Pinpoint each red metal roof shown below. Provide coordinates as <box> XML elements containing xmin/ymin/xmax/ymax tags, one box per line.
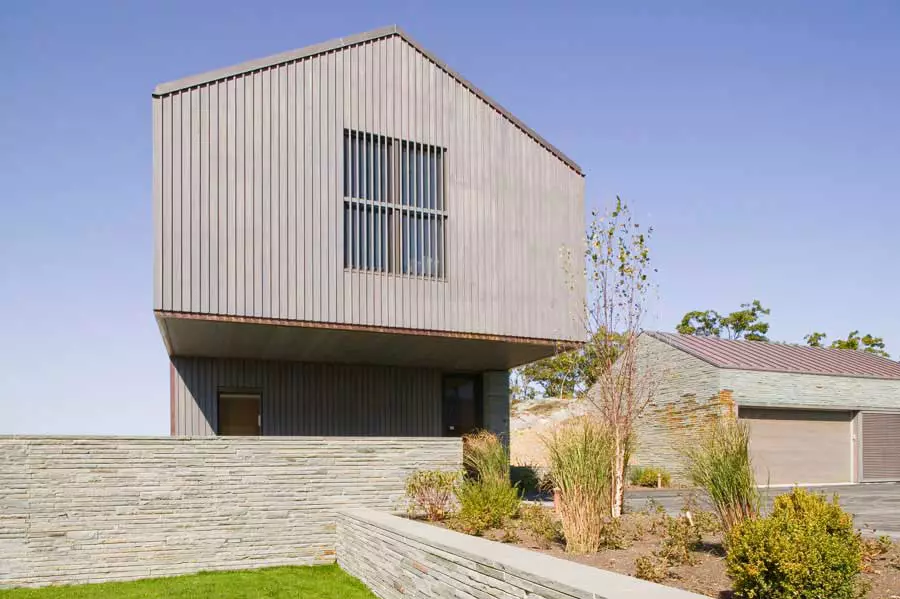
<box><xmin>646</xmin><ymin>332</ymin><xmax>900</xmax><ymax>380</ymax></box>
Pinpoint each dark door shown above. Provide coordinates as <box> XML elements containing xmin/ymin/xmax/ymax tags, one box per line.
<box><xmin>442</xmin><ymin>375</ymin><xmax>482</xmax><ymax>437</ymax></box>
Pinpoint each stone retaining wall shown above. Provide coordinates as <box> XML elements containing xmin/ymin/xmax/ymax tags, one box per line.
<box><xmin>338</xmin><ymin>508</ymin><xmax>705</xmax><ymax>599</ymax></box>
<box><xmin>0</xmin><ymin>436</ymin><xmax>461</xmax><ymax>588</ymax></box>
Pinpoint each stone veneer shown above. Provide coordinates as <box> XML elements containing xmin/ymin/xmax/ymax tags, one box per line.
<box><xmin>338</xmin><ymin>508</ymin><xmax>705</xmax><ymax>599</ymax></box>
<box><xmin>0</xmin><ymin>436</ymin><xmax>461</xmax><ymax>588</ymax></box>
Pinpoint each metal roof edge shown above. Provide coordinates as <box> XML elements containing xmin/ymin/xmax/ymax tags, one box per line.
<box><xmin>151</xmin><ymin>25</ymin><xmax>583</xmax><ymax>175</ymax></box>
<box><xmin>644</xmin><ymin>331</ymin><xmax>900</xmax><ymax>381</ymax></box>
<box><xmin>642</xmin><ymin>330</ymin><xmax>726</xmax><ymax>369</ymax></box>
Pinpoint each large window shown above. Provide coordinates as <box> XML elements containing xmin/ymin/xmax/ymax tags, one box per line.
<box><xmin>343</xmin><ymin>130</ymin><xmax>446</xmax><ymax>278</ymax></box>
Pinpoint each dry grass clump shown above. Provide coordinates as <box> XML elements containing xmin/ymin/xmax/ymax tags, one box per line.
<box><xmin>543</xmin><ymin>417</ymin><xmax>615</xmax><ymax>553</ymax></box>
<box><xmin>683</xmin><ymin>417</ymin><xmax>759</xmax><ymax>532</ymax></box>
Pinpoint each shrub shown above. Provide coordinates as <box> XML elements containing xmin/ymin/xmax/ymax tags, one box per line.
<box><xmin>629</xmin><ymin>465</ymin><xmax>672</xmax><ymax>488</ymax></box>
<box><xmin>659</xmin><ymin>516</ymin><xmax>701</xmax><ymax>565</ymax></box>
<box><xmin>510</xmin><ymin>465</ymin><xmax>541</xmax><ymax>496</ymax></box>
<box><xmin>455</xmin><ymin>432</ymin><xmax>520</xmax><ymax>535</ymax></box>
<box><xmin>405</xmin><ymin>470</ymin><xmax>459</xmax><ymax>521</ymax></box>
<box><xmin>543</xmin><ymin>416</ymin><xmax>615</xmax><ymax>553</ymax></box>
<box><xmin>454</xmin><ymin>479</ymin><xmax>520</xmax><ymax>535</ymax></box>
<box><xmin>683</xmin><ymin>417</ymin><xmax>759</xmax><ymax>531</ymax></box>
<box><xmin>519</xmin><ymin>504</ymin><xmax>564</xmax><ymax>548</ymax></box>
<box><xmin>634</xmin><ymin>554</ymin><xmax>669</xmax><ymax>583</ymax></box>
<box><xmin>726</xmin><ymin>488</ymin><xmax>863</xmax><ymax>599</ymax></box>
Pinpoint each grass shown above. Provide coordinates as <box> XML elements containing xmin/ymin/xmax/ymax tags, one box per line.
<box><xmin>0</xmin><ymin>565</ymin><xmax>375</xmax><ymax>599</ymax></box>
<box><xmin>543</xmin><ymin>416</ymin><xmax>615</xmax><ymax>553</ymax></box>
<box><xmin>682</xmin><ymin>417</ymin><xmax>760</xmax><ymax>532</ymax></box>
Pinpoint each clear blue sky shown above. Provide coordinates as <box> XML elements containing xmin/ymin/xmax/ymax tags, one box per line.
<box><xmin>1</xmin><ymin>1</ymin><xmax>898</xmax><ymax>434</ymax></box>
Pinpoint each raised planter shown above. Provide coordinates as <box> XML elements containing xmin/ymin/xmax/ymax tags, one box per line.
<box><xmin>338</xmin><ymin>508</ymin><xmax>705</xmax><ymax>599</ymax></box>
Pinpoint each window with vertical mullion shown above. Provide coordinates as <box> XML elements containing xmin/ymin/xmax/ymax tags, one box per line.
<box><xmin>343</xmin><ymin>129</ymin><xmax>445</xmax><ymax>278</ymax></box>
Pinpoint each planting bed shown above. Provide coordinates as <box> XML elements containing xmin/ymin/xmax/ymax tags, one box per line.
<box><xmin>425</xmin><ymin>503</ymin><xmax>900</xmax><ymax>598</ymax></box>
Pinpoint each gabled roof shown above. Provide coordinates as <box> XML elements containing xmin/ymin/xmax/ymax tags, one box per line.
<box><xmin>153</xmin><ymin>25</ymin><xmax>582</xmax><ymax>175</ymax></box>
<box><xmin>646</xmin><ymin>331</ymin><xmax>900</xmax><ymax>380</ymax></box>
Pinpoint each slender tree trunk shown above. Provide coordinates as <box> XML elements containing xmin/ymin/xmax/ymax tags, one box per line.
<box><xmin>611</xmin><ymin>432</ymin><xmax>626</xmax><ymax>518</ymax></box>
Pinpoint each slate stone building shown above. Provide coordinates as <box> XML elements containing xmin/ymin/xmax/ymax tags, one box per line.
<box><xmin>635</xmin><ymin>332</ymin><xmax>900</xmax><ymax>485</ymax></box>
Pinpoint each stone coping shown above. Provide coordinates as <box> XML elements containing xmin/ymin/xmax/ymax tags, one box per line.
<box><xmin>0</xmin><ymin>435</ymin><xmax>458</xmax><ymax>441</ymax></box>
<box><xmin>340</xmin><ymin>508</ymin><xmax>706</xmax><ymax>599</ymax></box>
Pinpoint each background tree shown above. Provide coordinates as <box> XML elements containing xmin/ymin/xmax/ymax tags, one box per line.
<box><xmin>805</xmin><ymin>330</ymin><xmax>890</xmax><ymax>358</ymax></box>
<box><xmin>571</xmin><ymin>197</ymin><xmax>656</xmax><ymax>518</ymax></box>
<box><xmin>515</xmin><ymin>331</ymin><xmax>624</xmax><ymax>399</ymax></box>
<box><xmin>804</xmin><ymin>331</ymin><xmax>827</xmax><ymax>347</ymax></box>
<box><xmin>677</xmin><ymin>300</ymin><xmax>770</xmax><ymax>341</ymax></box>
<box><xmin>518</xmin><ymin>348</ymin><xmax>588</xmax><ymax>398</ymax></box>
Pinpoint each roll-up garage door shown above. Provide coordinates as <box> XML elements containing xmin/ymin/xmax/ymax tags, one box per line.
<box><xmin>740</xmin><ymin>407</ymin><xmax>853</xmax><ymax>485</ymax></box>
<box><xmin>861</xmin><ymin>412</ymin><xmax>900</xmax><ymax>482</ymax></box>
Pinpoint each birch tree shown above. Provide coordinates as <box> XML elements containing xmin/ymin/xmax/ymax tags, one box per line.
<box><xmin>572</xmin><ymin>197</ymin><xmax>656</xmax><ymax>518</ymax></box>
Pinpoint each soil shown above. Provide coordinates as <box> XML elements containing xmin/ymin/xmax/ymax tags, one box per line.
<box><xmin>429</xmin><ymin>507</ymin><xmax>900</xmax><ymax>599</ymax></box>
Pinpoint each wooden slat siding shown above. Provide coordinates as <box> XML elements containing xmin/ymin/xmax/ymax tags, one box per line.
<box><xmin>171</xmin><ymin>357</ymin><xmax>442</xmax><ymax>436</ymax></box>
<box><xmin>153</xmin><ymin>34</ymin><xmax>584</xmax><ymax>342</ymax></box>
<box><xmin>861</xmin><ymin>412</ymin><xmax>900</xmax><ymax>482</ymax></box>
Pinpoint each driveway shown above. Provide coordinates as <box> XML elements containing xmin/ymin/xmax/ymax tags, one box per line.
<box><xmin>625</xmin><ymin>483</ymin><xmax>900</xmax><ymax>538</ymax></box>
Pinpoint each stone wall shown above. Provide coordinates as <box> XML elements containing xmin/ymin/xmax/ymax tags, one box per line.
<box><xmin>0</xmin><ymin>436</ymin><xmax>461</xmax><ymax>588</ymax></box>
<box><xmin>722</xmin><ymin>368</ymin><xmax>900</xmax><ymax>411</ymax></box>
<box><xmin>338</xmin><ymin>508</ymin><xmax>704</xmax><ymax>599</ymax></box>
<box><xmin>633</xmin><ymin>335</ymin><xmax>728</xmax><ymax>483</ymax></box>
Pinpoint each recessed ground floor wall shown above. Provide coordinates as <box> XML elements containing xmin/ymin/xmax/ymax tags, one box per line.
<box><xmin>172</xmin><ymin>357</ymin><xmax>444</xmax><ymax>436</ymax></box>
<box><xmin>171</xmin><ymin>357</ymin><xmax>510</xmax><ymax>441</ymax></box>
<box><xmin>0</xmin><ymin>436</ymin><xmax>461</xmax><ymax>588</ymax></box>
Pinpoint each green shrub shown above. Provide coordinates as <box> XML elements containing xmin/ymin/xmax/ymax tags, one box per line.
<box><xmin>726</xmin><ymin>488</ymin><xmax>863</xmax><ymax>599</ymax></box>
<box><xmin>510</xmin><ymin>465</ymin><xmax>541</xmax><ymax>496</ymax></box>
<box><xmin>453</xmin><ymin>431</ymin><xmax>520</xmax><ymax>535</ymax></box>
<box><xmin>683</xmin><ymin>417</ymin><xmax>759</xmax><ymax>531</ymax></box>
<box><xmin>629</xmin><ymin>465</ymin><xmax>672</xmax><ymax>488</ymax></box>
<box><xmin>454</xmin><ymin>479</ymin><xmax>520</xmax><ymax>535</ymax></box>
<box><xmin>405</xmin><ymin>470</ymin><xmax>459</xmax><ymax>521</ymax></box>
<box><xmin>659</xmin><ymin>516</ymin><xmax>701</xmax><ymax>565</ymax></box>
<box><xmin>543</xmin><ymin>416</ymin><xmax>615</xmax><ymax>553</ymax></box>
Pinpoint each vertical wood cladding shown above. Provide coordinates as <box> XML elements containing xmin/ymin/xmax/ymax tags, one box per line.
<box><xmin>153</xmin><ymin>32</ymin><xmax>584</xmax><ymax>342</ymax></box>
<box><xmin>171</xmin><ymin>357</ymin><xmax>442</xmax><ymax>436</ymax></box>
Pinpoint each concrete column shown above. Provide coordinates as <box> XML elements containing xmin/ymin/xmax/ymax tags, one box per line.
<box><xmin>482</xmin><ymin>370</ymin><xmax>510</xmax><ymax>443</ymax></box>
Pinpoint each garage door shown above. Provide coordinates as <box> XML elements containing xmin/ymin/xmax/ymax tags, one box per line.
<box><xmin>740</xmin><ymin>408</ymin><xmax>852</xmax><ymax>485</ymax></box>
<box><xmin>861</xmin><ymin>412</ymin><xmax>900</xmax><ymax>482</ymax></box>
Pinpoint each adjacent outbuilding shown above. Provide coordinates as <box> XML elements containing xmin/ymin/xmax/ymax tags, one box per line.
<box><xmin>635</xmin><ymin>332</ymin><xmax>900</xmax><ymax>486</ymax></box>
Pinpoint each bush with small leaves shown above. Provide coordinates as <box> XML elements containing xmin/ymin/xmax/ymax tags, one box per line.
<box><xmin>405</xmin><ymin>470</ymin><xmax>459</xmax><ymax>521</ymax></box>
<box><xmin>454</xmin><ymin>479</ymin><xmax>520</xmax><ymax>535</ymax></box>
<box><xmin>634</xmin><ymin>554</ymin><xmax>669</xmax><ymax>583</ymax></box>
<box><xmin>629</xmin><ymin>465</ymin><xmax>672</xmax><ymax>488</ymax></box>
<box><xmin>519</xmin><ymin>504</ymin><xmax>564</xmax><ymax>548</ymax></box>
<box><xmin>726</xmin><ymin>488</ymin><xmax>863</xmax><ymax>599</ymax></box>
<box><xmin>659</xmin><ymin>516</ymin><xmax>701</xmax><ymax>566</ymax></box>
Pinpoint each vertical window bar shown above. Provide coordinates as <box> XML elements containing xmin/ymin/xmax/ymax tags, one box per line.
<box><xmin>367</xmin><ymin>134</ymin><xmax>373</xmax><ymax>270</ymax></box>
<box><xmin>353</xmin><ymin>133</ymin><xmax>362</xmax><ymax>268</ymax></box>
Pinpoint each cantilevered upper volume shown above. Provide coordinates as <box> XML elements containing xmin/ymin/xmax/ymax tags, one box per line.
<box><xmin>152</xmin><ymin>27</ymin><xmax>585</xmax><ymax>437</ymax></box>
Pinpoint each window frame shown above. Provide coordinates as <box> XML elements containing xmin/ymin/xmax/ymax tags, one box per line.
<box><xmin>343</xmin><ymin>129</ymin><xmax>448</xmax><ymax>280</ymax></box>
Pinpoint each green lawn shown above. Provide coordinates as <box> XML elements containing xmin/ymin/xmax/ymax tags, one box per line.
<box><xmin>0</xmin><ymin>565</ymin><xmax>375</xmax><ymax>599</ymax></box>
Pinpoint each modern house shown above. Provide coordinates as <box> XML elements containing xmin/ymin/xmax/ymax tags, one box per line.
<box><xmin>152</xmin><ymin>26</ymin><xmax>585</xmax><ymax>439</ymax></box>
<box><xmin>634</xmin><ymin>332</ymin><xmax>900</xmax><ymax>486</ymax></box>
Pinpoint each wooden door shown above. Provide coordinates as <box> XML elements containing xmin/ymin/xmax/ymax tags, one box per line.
<box><xmin>218</xmin><ymin>393</ymin><xmax>261</xmax><ymax>436</ymax></box>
